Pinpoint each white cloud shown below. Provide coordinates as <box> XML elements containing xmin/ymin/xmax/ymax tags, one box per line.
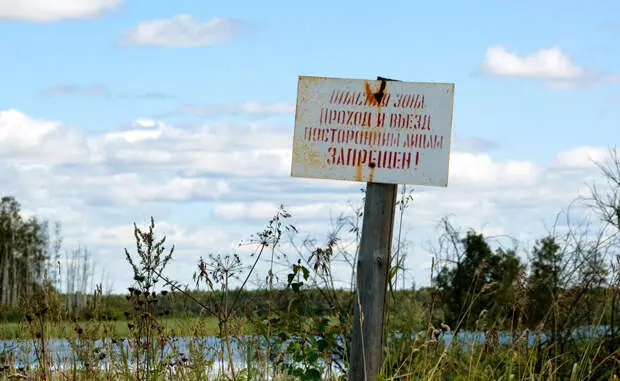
<box><xmin>69</xmin><ymin>173</ymin><xmax>230</xmax><ymax>205</ymax></box>
<box><xmin>0</xmin><ymin>109</ymin><xmax>89</xmax><ymax>164</ymax></box>
<box><xmin>555</xmin><ymin>146</ymin><xmax>611</xmax><ymax>168</ymax></box>
<box><xmin>479</xmin><ymin>45</ymin><xmax>620</xmax><ymax>89</ymax></box>
<box><xmin>0</xmin><ymin>0</ymin><xmax>120</xmax><ymax>22</ymax></box>
<box><xmin>0</xmin><ymin>109</ymin><xmax>57</xmax><ymax>146</ymax></box>
<box><xmin>108</xmin><ymin>176</ymin><xmax>230</xmax><ymax>204</ymax></box>
<box><xmin>213</xmin><ymin>202</ymin><xmax>352</xmax><ymax>221</ymax></box>
<box><xmin>97</xmin><ymin>119</ymin><xmax>293</xmax><ymax>176</ymax></box>
<box><xmin>213</xmin><ymin>202</ymin><xmax>281</xmax><ymax>221</ymax></box>
<box><xmin>93</xmin><ymin>221</ymin><xmax>230</xmax><ymax>250</ymax></box>
<box><xmin>449</xmin><ymin>152</ymin><xmax>541</xmax><ymax>186</ymax></box>
<box><xmin>89</xmin><ymin>221</ymin><xmax>233</xmax><ymax>288</ymax></box>
<box><xmin>480</xmin><ymin>45</ymin><xmax>584</xmax><ymax>79</ymax></box>
<box><xmin>124</xmin><ymin>15</ymin><xmax>246</xmax><ymax>47</ymax></box>
<box><xmin>1</xmin><ymin>108</ymin><xmax>614</xmax><ymax>293</ymax></box>
<box><xmin>104</xmin><ymin>119</ymin><xmax>165</xmax><ymax>143</ymax></box>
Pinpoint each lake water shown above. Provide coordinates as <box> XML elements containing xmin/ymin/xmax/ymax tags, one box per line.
<box><xmin>0</xmin><ymin>326</ymin><xmax>612</xmax><ymax>370</ymax></box>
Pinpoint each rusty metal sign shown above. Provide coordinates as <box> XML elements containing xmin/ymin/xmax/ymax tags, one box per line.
<box><xmin>290</xmin><ymin>76</ymin><xmax>455</xmax><ymax>186</ymax></box>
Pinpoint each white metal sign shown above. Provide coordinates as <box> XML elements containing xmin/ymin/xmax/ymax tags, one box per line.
<box><xmin>290</xmin><ymin>76</ymin><xmax>455</xmax><ymax>186</ymax></box>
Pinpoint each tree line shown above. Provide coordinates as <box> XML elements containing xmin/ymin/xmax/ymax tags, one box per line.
<box><xmin>0</xmin><ymin>196</ymin><xmax>105</xmax><ymax>319</ymax></box>
<box><xmin>0</xmin><ymin>196</ymin><xmax>51</xmax><ymax>306</ymax></box>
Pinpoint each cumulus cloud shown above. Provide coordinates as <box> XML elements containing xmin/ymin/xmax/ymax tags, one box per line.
<box><xmin>213</xmin><ymin>202</ymin><xmax>281</xmax><ymax>221</ymax></box>
<box><xmin>92</xmin><ymin>221</ymin><xmax>230</xmax><ymax>250</ymax></box>
<box><xmin>213</xmin><ymin>202</ymin><xmax>352</xmax><ymax>221</ymax></box>
<box><xmin>96</xmin><ymin>118</ymin><xmax>293</xmax><ymax>177</ymax></box>
<box><xmin>0</xmin><ymin>0</ymin><xmax>121</xmax><ymax>22</ymax></box>
<box><xmin>480</xmin><ymin>45</ymin><xmax>584</xmax><ymax>79</ymax></box>
<box><xmin>83</xmin><ymin>174</ymin><xmax>231</xmax><ymax>205</ymax></box>
<box><xmin>123</xmin><ymin>15</ymin><xmax>247</xmax><ymax>47</ymax></box>
<box><xmin>449</xmin><ymin>152</ymin><xmax>541</xmax><ymax>187</ymax></box>
<box><xmin>103</xmin><ymin>119</ymin><xmax>165</xmax><ymax>143</ymax></box>
<box><xmin>554</xmin><ymin>146</ymin><xmax>611</xmax><ymax>168</ymax></box>
<box><xmin>479</xmin><ymin>45</ymin><xmax>619</xmax><ymax>89</ymax></box>
<box><xmin>0</xmin><ymin>108</ymin><xmax>613</xmax><ymax>292</ymax></box>
<box><xmin>0</xmin><ymin>109</ymin><xmax>89</xmax><ymax>164</ymax></box>
<box><xmin>88</xmin><ymin>221</ymin><xmax>234</xmax><ymax>289</ymax></box>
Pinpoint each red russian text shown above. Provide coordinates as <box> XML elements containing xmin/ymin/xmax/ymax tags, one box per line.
<box><xmin>319</xmin><ymin>108</ymin><xmax>373</xmax><ymax>127</ymax></box>
<box><xmin>389</xmin><ymin>113</ymin><xmax>431</xmax><ymax>130</ymax></box>
<box><xmin>326</xmin><ymin>147</ymin><xmax>412</xmax><ymax>170</ymax></box>
<box><xmin>393</xmin><ymin>94</ymin><xmax>425</xmax><ymax>109</ymax></box>
<box><xmin>402</xmin><ymin>133</ymin><xmax>444</xmax><ymax>150</ymax></box>
<box><xmin>329</xmin><ymin>90</ymin><xmax>391</xmax><ymax>108</ymax></box>
<box><xmin>304</xmin><ymin>127</ymin><xmax>400</xmax><ymax>148</ymax></box>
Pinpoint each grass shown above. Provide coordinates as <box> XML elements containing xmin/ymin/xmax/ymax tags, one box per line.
<box><xmin>0</xmin><ymin>203</ymin><xmax>617</xmax><ymax>380</ymax></box>
<box><xmin>0</xmin><ymin>317</ymin><xmax>228</xmax><ymax>340</ymax></box>
<box><xmin>0</xmin><ymin>317</ymin><xmax>616</xmax><ymax>381</ymax></box>
<box><xmin>0</xmin><ymin>305</ymin><xmax>615</xmax><ymax>381</ymax></box>
<box><xmin>0</xmin><ymin>315</ymin><xmax>339</xmax><ymax>341</ymax></box>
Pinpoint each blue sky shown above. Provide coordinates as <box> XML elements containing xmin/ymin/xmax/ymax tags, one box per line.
<box><xmin>0</xmin><ymin>0</ymin><xmax>618</xmax><ymax>293</ymax></box>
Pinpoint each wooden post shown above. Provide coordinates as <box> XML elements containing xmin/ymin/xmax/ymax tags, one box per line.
<box><xmin>349</xmin><ymin>181</ymin><xmax>398</xmax><ymax>381</ymax></box>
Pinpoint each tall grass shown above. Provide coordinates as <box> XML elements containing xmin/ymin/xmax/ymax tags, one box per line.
<box><xmin>0</xmin><ymin>199</ymin><xmax>618</xmax><ymax>380</ymax></box>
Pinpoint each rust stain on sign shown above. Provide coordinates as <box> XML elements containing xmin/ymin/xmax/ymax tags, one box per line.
<box><xmin>355</xmin><ymin>161</ymin><xmax>363</xmax><ymax>182</ymax></box>
<box><xmin>362</xmin><ymin>78</ymin><xmax>388</xmax><ymax>183</ymax></box>
<box><xmin>363</xmin><ymin>80</ymin><xmax>387</xmax><ymax>107</ymax></box>
<box><xmin>368</xmin><ymin>161</ymin><xmax>376</xmax><ymax>183</ymax></box>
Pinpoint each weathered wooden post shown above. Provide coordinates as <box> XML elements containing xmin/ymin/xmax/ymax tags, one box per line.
<box><xmin>290</xmin><ymin>75</ymin><xmax>455</xmax><ymax>381</ymax></box>
<box><xmin>349</xmin><ymin>180</ymin><xmax>397</xmax><ymax>380</ymax></box>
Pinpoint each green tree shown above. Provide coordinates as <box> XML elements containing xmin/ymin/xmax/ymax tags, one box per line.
<box><xmin>488</xmin><ymin>248</ymin><xmax>526</xmax><ymax>329</ymax></box>
<box><xmin>435</xmin><ymin>226</ymin><xmax>505</xmax><ymax>330</ymax></box>
<box><xmin>0</xmin><ymin>196</ymin><xmax>52</xmax><ymax>307</ymax></box>
<box><xmin>526</xmin><ymin>236</ymin><xmax>562</xmax><ymax>328</ymax></box>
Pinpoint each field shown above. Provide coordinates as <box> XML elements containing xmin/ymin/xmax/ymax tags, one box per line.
<box><xmin>0</xmin><ymin>317</ymin><xmax>226</xmax><ymax>340</ymax></box>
